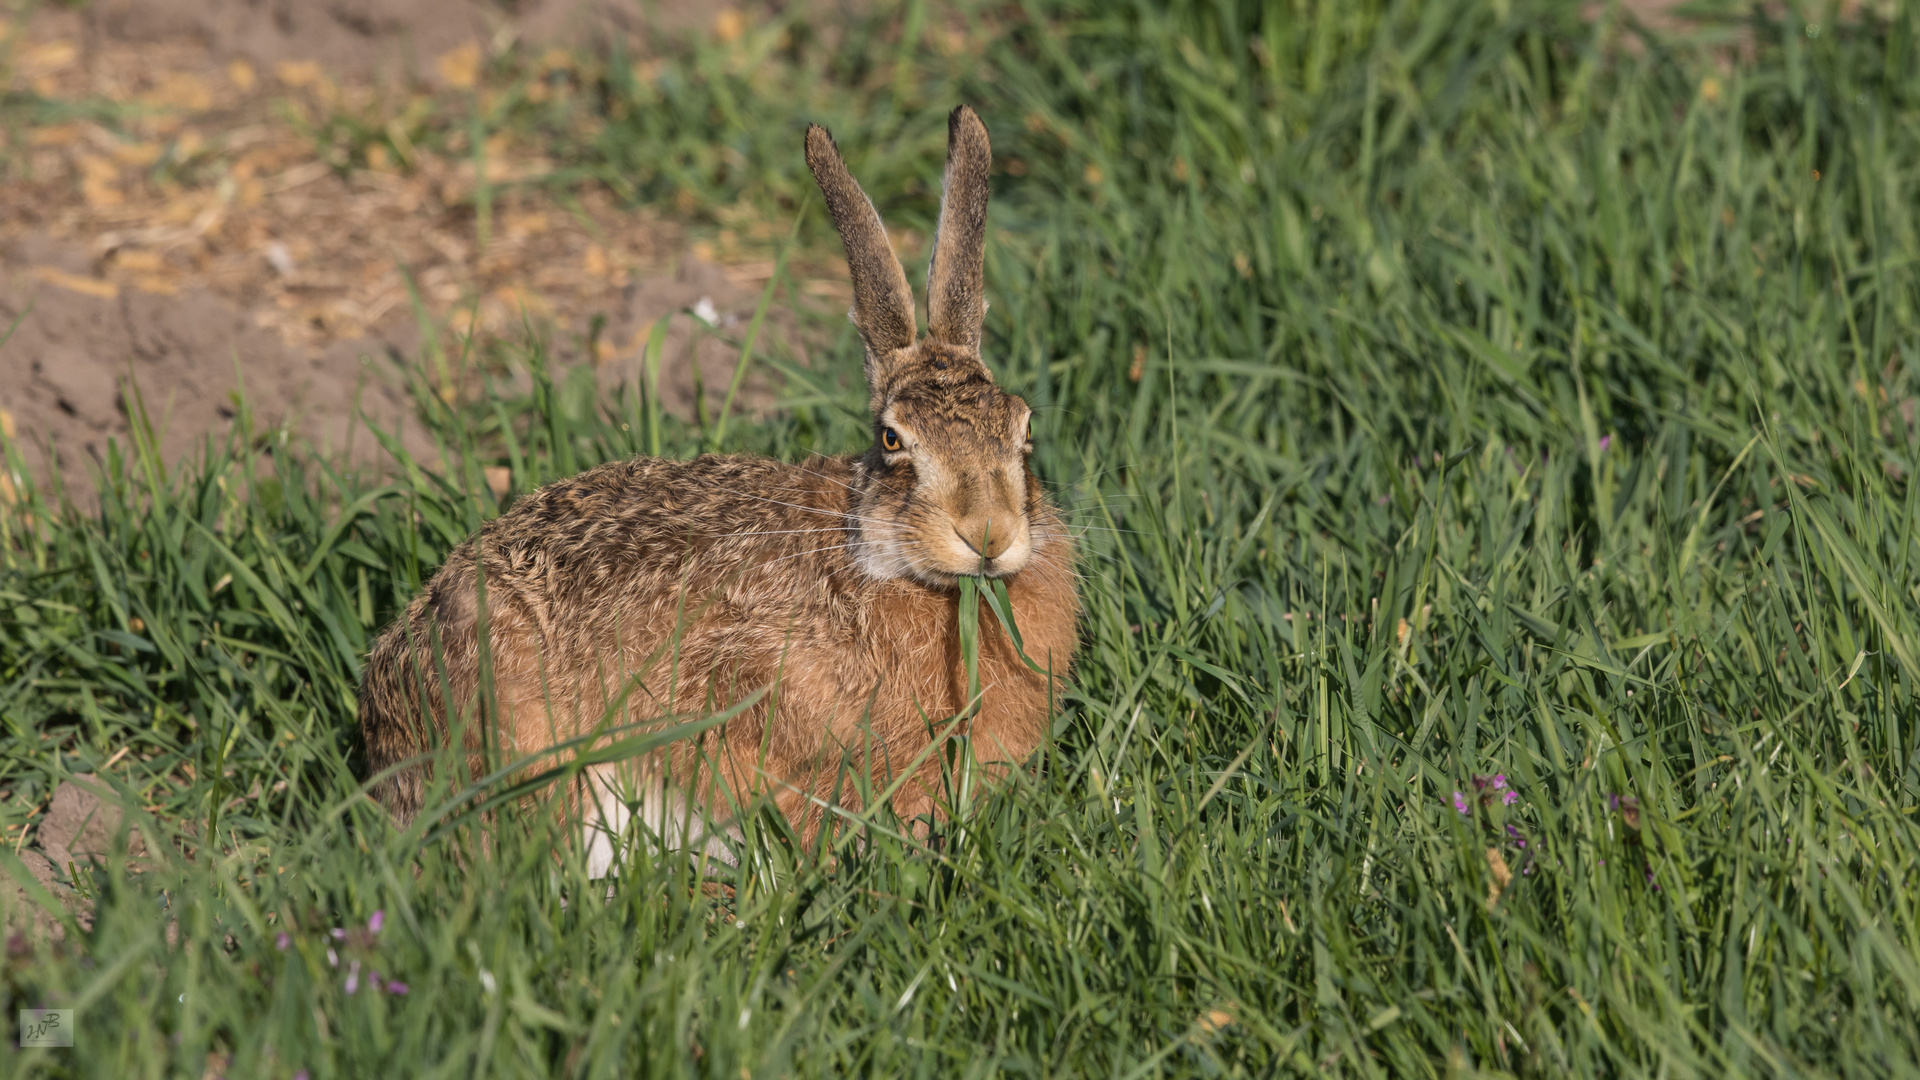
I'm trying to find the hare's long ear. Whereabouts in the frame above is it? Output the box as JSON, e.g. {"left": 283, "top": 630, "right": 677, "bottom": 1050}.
{"left": 926, "top": 105, "right": 992, "bottom": 353}
{"left": 805, "top": 124, "right": 917, "bottom": 367}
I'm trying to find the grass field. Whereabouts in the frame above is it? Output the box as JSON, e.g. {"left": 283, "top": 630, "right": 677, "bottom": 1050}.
{"left": 6, "top": 1, "right": 1920, "bottom": 1075}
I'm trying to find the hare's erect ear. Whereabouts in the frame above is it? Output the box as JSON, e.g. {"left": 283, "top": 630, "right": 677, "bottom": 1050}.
{"left": 926, "top": 105, "right": 991, "bottom": 352}
{"left": 805, "top": 124, "right": 917, "bottom": 362}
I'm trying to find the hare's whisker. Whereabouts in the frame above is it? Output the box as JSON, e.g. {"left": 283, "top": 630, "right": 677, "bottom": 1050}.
{"left": 1024, "top": 541, "right": 1110, "bottom": 579}
{"left": 1035, "top": 466, "right": 1134, "bottom": 490}
{"left": 725, "top": 490, "right": 889, "bottom": 527}
{"left": 790, "top": 457, "right": 863, "bottom": 494}
{"left": 697, "top": 526, "right": 852, "bottom": 540}
{"left": 1049, "top": 504, "right": 1146, "bottom": 521}
{"left": 747, "top": 541, "right": 868, "bottom": 572}
{"left": 1049, "top": 488, "right": 1148, "bottom": 502}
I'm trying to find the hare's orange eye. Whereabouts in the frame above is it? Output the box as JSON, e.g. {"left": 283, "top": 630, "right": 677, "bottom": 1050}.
{"left": 881, "top": 427, "right": 903, "bottom": 452}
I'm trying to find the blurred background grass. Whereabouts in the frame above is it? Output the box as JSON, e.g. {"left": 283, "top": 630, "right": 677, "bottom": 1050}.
{"left": 5, "top": 0, "right": 1920, "bottom": 1075}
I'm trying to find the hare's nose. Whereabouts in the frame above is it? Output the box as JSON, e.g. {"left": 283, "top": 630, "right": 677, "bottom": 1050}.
{"left": 954, "top": 523, "right": 1013, "bottom": 561}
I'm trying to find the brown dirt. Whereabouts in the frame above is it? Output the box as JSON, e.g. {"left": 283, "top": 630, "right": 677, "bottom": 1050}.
{"left": 34, "top": 774, "right": 143, "bottom": 875}
{"left": 3, "top": 775, "right": 141, "bottom": 942}
{"left": 80, "top": 0, "right": 732, "bottom": 83}
{"left": 0, "top": 0, "right": 814, "bottom": 504}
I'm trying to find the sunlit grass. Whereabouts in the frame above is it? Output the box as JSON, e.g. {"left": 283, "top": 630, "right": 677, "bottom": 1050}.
{"left": 4, "top": 1, "right": 1920, "bottom": 1076}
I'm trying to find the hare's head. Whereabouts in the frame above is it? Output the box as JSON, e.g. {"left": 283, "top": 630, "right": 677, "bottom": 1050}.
{"left": 807, "top": 107, "right": 1042, "bottom": 586}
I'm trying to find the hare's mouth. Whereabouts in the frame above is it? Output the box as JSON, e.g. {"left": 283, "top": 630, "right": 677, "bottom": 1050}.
{"left": 934, "top": 526, "right": 1032, "bottom": 580}
{"left": 851, "top": 520, "right": 1034, "bottom": 584}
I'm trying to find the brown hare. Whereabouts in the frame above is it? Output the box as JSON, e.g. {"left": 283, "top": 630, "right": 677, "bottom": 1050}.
{"left": 358, "top": 106, "right": 1080, "bottom": 874}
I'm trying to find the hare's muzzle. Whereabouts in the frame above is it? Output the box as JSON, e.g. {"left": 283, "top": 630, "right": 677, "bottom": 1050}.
{"left": 946, "top": 502, "right": 1032, "bottom": 577}
{"left": 933, "top": 451, "right": 1033, "bottom": 576}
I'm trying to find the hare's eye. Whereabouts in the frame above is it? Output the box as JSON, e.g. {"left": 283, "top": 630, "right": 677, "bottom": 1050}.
{"left": 881, "top": 427, "right": 903, "bottom": 452}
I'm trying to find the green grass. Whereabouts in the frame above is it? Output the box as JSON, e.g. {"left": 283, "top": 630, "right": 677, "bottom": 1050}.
{"left": 6, "top": 0, "right": 1920, "bottom": 1075}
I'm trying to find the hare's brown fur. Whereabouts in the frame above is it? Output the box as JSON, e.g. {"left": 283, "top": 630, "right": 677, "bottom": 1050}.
{"left": 358, "top": 107, "right": 1079, "bottom": 853}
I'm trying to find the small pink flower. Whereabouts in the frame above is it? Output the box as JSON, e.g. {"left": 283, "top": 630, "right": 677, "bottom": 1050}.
{"left": 293, "top": 1072, "right": 309, "bottom": 1080}
{"left": 1598, "top": 434, "right": 1613, "bottom": 452}
{"left": 1502, "top": 790, "right": 1519, "bottom": 806}
{"left": 1452, "top": 791, "right": 1470, "bottom": 815}
{"left": 1491, "top": 775, "right": 1508, "bottom": 790}
{"left": 345, "top": 960, "right": 362, "bottom": 995}
{"left": 330, "top": 928, "right": 347, "bottom": 941}
{"left": 326, "top": 947, "right": 338, "bottom": 969}
{"left": 275, "top": 932, "right": 290, "bottom": 951}
{"left": 386, "top": 980, "right": 410, "bottom": 996}
{"left": 368, "top": 910, "right": 385, "bottom": 935}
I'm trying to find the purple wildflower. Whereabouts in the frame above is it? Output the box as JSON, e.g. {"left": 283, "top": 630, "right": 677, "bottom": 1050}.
{"left": 330, "top": 928, "right": 347, "bottom": 940}
{"left": 345, "top": 960, "right": 362, "bottom": 995}
{"left": 1452, "top": 791, "right": 1470, "bottom": 815}
{"left": 1502, "top": 790, "right": 1520, "bottom": 806}
{"left": 275, "top": 932, "right": 291, "bottom": 951}
{"left": 1506, "top": 824, "right": 1528, "bottom": 849}
{"left": 368, "top": 910, "right": 385, "bottom": 935}
{"left": 1599, "top": 434, "right": 1612, "bottom": 452}
{"left": 293, "top": 1073, "right": 309, "bottom": 1080}
{"left": 1491, "top": 774, "right": 1508, "bottom": 790}
{"left": 326, "top": 947, "right": 338, "bottom": 969}
{"left": 386, "top": 981, "right": 410, "bottom": 996}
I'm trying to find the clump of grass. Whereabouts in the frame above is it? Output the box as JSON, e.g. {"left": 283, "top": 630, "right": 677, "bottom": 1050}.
{"left": 5, "top": 1, "right": 1920, "bottom": 1075}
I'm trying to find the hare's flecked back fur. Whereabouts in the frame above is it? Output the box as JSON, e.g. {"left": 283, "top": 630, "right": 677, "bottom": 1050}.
{"left": 358, "top": 107, "right": 1080, "bottom": 846}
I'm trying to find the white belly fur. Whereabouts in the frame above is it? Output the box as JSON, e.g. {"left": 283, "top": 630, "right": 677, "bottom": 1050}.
{"left": 580, "top": 763, "right": 739, "bottom": 877}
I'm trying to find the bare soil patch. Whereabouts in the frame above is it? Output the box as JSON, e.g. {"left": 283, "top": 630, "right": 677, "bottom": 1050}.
{"left": 4, "top": 774, "right": 141, "bottom": 943}
{"left": 0, "top": 0, "right": 807, "bottom": 502}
